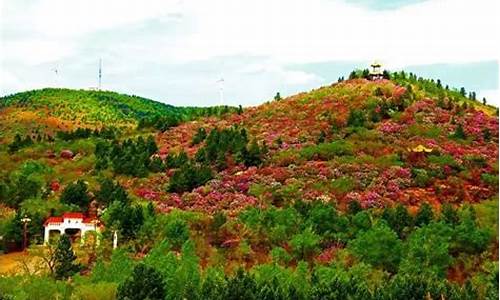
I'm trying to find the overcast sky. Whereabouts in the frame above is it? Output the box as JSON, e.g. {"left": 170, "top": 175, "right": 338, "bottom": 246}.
{"left": 1, "top": 0, "right": 499, "bottom": 106}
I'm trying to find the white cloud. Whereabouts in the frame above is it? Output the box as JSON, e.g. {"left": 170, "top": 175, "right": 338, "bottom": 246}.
{"left": 0, "top": 0, "right": 499, "bottom": 104}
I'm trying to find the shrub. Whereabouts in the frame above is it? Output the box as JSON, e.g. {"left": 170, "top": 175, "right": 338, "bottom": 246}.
{"left": 411, "top": 168, "right": 430, "bottom": 187}
{"left": 300, "top": 141, "right": 353, "bottom": 160}
{"left": 331, "top": 176, "right": 356, "bottom": 194}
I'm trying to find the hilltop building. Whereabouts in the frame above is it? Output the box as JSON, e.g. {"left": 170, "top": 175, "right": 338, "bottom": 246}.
{"left": 43, "top": 212, "right": 101, "bottom": 244}
{"left": 369, "top": 61, "right": 383, "bottom": 80}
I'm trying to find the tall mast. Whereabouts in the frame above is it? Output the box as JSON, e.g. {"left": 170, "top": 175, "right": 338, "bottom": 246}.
{"left": 217, "top": 78, "right": 224, "bottom": 105}
{"left": 98, "top": 58, "right": 102, "bottom": 90}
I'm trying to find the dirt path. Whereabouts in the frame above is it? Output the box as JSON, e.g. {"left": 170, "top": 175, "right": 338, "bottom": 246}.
{"left": 0, "top": 252, "right": 25, "bottom": 274}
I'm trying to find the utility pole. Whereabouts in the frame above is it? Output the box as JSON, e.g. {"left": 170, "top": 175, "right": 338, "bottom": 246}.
{"left": 21, "top": 215, "right": 31, "bottom": 251}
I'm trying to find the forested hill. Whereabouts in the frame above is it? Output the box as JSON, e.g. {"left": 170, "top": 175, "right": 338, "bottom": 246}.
{"left": 0, "top": 71, "right": 498, "bottom": 299}
{"left": 0, "top": 88, "right": 238, "bottom": 142}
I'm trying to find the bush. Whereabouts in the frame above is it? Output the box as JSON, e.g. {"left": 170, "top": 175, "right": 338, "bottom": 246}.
{"left": 300, "top": 141, "right": 353, "bottom": 160}
{"left": 411, "top": 168, "right": 430, "bottom": 187}
{"left": 72, "top": 282, "right": 117, "bottom": 300}
{"left": 347, "top": 109, "right": 366, "bottom": 127}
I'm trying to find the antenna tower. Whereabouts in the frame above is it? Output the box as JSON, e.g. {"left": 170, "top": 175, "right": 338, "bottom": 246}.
{"left": 98, "top": 58, "right": 102, "bottom": 90}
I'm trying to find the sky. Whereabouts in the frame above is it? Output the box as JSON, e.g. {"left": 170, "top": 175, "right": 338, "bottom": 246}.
{"left": 0, "top": 0, "right": 499, "bottom": 107}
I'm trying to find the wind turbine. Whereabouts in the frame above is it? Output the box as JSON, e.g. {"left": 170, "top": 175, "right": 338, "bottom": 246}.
{"left": 216, "top": 78, "right": 224, "bottom": 106}
{"left": 52, "top": 66, "right": 59, "bottom": 87}
{"left": 98, "top": 58, "right": 102, "bottom": 90}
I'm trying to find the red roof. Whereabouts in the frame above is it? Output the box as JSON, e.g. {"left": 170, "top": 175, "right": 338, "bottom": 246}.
{"left": 44, "top": 216, "right": 63, "bottom": 226}
{"left": 44, "top": 212, "right": 98, "bottom": 227}
{"left": 62, "top": 212, "right": 85, "bottom": 219}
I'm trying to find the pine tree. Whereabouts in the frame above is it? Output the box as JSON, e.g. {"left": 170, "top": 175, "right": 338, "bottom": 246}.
{"left": 452, "top": 123, "right": 467, "bottom": 140}
{"left": 274, "top": 92, "right": 282, "bottom": 101}
{"left": 414, "top": 203, "right": 434, "bottom": 227}
{"left": 54, "top": 234, "right": 80, "bottom": 279}
{"left": 117, "top": 264, "right": 165, "bottom": 300}
{"left": 317, "top": 130, "right": 326, "bottom": 144}
{"left": 60, "top": 180, "right": 90, "bottom": 210}
{"left": 440, "top": 203, "right": 459, "bottom": 226}
{"left": 436, "top": 79, "right": 442, "bottom": 88}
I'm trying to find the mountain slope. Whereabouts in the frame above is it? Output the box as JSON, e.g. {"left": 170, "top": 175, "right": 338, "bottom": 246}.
{"left": 150, "top": 76, "right": 498, "bottom": 213}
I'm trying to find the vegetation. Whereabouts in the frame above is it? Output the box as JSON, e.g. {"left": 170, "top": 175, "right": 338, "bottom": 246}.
{"left": 0, "top": 71, "right": 498, "bottom": 299}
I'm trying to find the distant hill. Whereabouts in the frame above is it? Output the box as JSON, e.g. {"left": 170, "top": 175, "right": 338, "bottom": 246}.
{"left": 0, "top": 88, "right": 236, "bottom": 142}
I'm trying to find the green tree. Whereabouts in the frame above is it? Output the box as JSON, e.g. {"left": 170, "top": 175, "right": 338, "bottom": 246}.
{"left": 224, "top": 268, "right": 257, "bottom": 300}
{"left": 117, "top": 264, "right": 165, "bottom": 300}
{"left": 348, "top": 222, "right": 402, "bottom": 272}
{"left": 347, "top": 200, "right": 362, "bottom": 215}
{"left": 440, "top": 203, "right": 459, "bottom": 225}
{"left": 347, "top": 109, "right": 366, "bottom": 127}
{"left": 290, "top": 227, "right": 320, "bottom": 260}
{"left": 243, "top": 139, "right": 263, "bottom": 167}
{"left": 167, "top": 163, "right": 213, "bottom": 193}
{"left": 414, "top": 203, "right": 434, "bottom": 227}
{"left": 452, "top": 123, "right": 467, "bottom": 139}
{"left": 54, "top": 235, "right": 80, "bottom": 279}
{"left": 451, "top": 208, "right": 491, "bottom": 255}
{"left": 165, "top": 218, "right": 190, "bottom": 250}
{"left": 400, "top": 222, "right": 453, "bottom": 278}
{"left": 316, "top": 130, "right": 326, "bottom": 144}
{"left": 60, "top": 180, "right": 90, "bottom": 210}
{"left": 200, "top": 268, "right": 227, "bottom": 300}
{"left": 192, "top": 127, "right": 207, "bottom": 145}
{"left": 95, "top": 178, "right": 129, "bottom": 207}
{"left": 274, "top": 92, "right": 282, "bottom": 101}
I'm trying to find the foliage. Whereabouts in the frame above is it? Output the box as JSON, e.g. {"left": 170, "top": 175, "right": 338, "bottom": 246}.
{"left": 54, "top": 234, "right": 80, "bottom": 279}
{"left": 348, "top": 222, "right": 402, "bottom": 272}
{"left": 290, "top": 227, "right": 320, "bottom": 260}
{"left": 60, "top": 180, "right": 90, "bottom": 210}
{"left": 116, "top": 264, "right": 165, "bottom": 300}
{"left": 164, "top": 218, "right": 190, "bottom": 249}
{"left": 400, "top": 222, "right": 453, "bottom": 278}
{"left": 167, "top": 162, "right": 213, "bottom": 193}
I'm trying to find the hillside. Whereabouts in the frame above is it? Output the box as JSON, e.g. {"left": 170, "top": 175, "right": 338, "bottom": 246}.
{"left": 0, "top": 88, "right": 235, "bottom": 143}
{"left": 0, "top": 72, "right": 498, "bottom": 299}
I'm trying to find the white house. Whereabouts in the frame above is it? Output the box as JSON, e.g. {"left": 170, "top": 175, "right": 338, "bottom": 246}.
{"left": 43, "top": 212, "right": 100, "bottom": 244}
